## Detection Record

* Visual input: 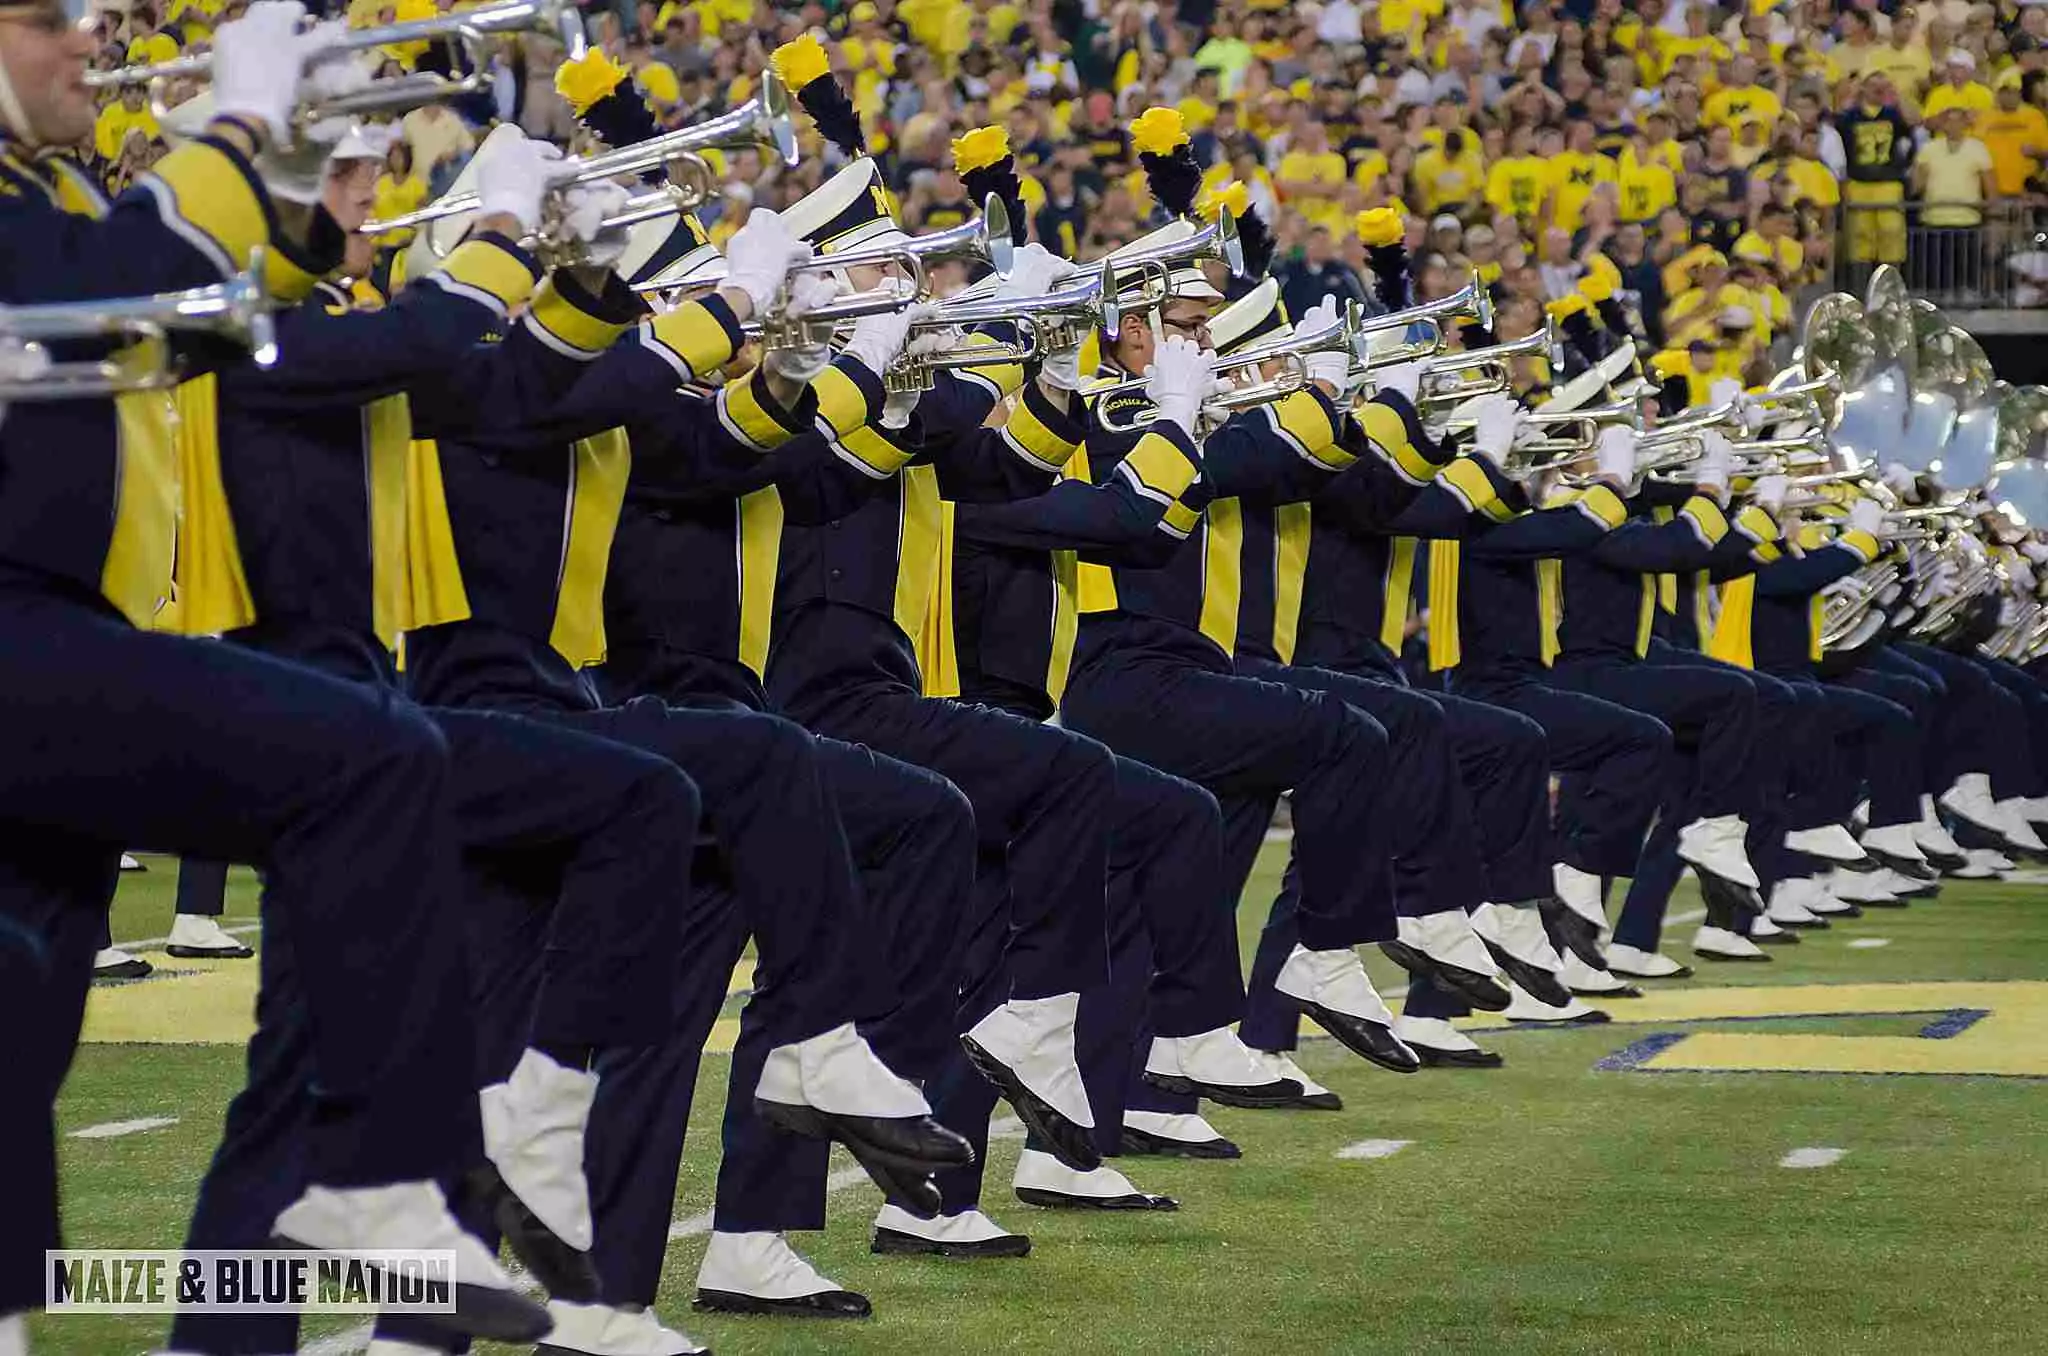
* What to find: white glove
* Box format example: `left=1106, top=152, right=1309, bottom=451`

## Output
left=880, top=333, right=951, bottom=429
left=842, top=301, right=937, bottom=378
left=994, top=242, right=1077, bottom=302
left=0, top=337, right=49, bottom=384
left=782, top=272, right=845, bottom=319
left=1882, top=461, right=1919, bottom=497
left=1039, top=340, right=1083, bottom=392
left=764, top=337, right=833, bottom=384
left=1694, top=429, right=1733, bottom=501
left=1305, top=348, right=1351, bottom=397
left=1595, top=425, right=1638, bottom=488
left=473, top=131, right=561, bottom=236
left=1708, top=377, right=1742, bottom=410
left=1374, top=359, right=1423, bottom=405
left=1847, top=497, right=1886, bottom=540
left=1750, top=473, right=1790, bottom=515
left=2009, top=554, right=2038, bottom=593
left=211, top=1, right=312, bottom=142
left=2022, top=539, right=2048, bottom=566
left=1469, top=393, right=1521, bottom=469
left=1144, top=335, right=1221, bottom=438
left=723, top=208, right=809, bottom=314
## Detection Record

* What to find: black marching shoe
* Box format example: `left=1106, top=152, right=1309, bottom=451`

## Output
left=694, top=1232, right=871, bottom=1319
left=1013, top=1147, right=1178, bottom=1211
left=871, top=1204, right=1031, bottom=1259
left=1117, top=1113, right=1243, bottom=1159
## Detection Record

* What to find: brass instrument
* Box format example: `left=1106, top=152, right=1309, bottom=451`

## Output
left=88, top=0, right=586, bottom=126
left=0, top=257, right=276, bottom=400
left=1088, top=299, right=1369, bottom=432
left=1103, top=211, right=1247, bottom=311
left=881, top=263, right=1116, bottom=395
left=1441, top=396, right=1639, bottom=475
left=365, top=74, right=798, bottom=254
left=1355, top=273, right=1493, bottom=368
left=1415, top=319, right=1558, bottom=404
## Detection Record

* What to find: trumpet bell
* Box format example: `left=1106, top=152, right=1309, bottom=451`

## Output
left=1797, top=292, right=1872, bottom=397
left=1863, top=264, right=1916, bottom=386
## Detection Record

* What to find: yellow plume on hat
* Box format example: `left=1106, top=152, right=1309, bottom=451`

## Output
left=555, top=47, right=630, bottom=116
left=1545, top=293, right=1591, bottom=322
left=1355, top=207, right=1404, bottom=247
left=1130, top=106, right=1189, bottom=156
left=772, top=33, right=831, bottom=93
left=1198, top=179, right=1249, bottom=223
left=952, top=125, right=1011, bottom=175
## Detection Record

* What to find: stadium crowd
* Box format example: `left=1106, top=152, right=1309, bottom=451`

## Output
left=81, top=1, right=2048, bottom=322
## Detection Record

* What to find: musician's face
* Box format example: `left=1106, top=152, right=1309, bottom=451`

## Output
left=0, top=2, right=98, bottom=147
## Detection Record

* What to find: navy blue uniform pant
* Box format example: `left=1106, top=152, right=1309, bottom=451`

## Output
left=1980, top=656, right=2048, bottom=796
left=1449, top=666, right=1671, bottom=879
left=173, top=702, right=700, bottom=1356
left=1059, top=620, right=1392, bottom=961
left=1893, top=642, right=2039, bottom=798
left=769, top=604, right=1116, bottom=1213
left=1823, top=666, right=1931, bottom=827
left=0, top=579, right=470, bottom=1319
left=1230, top=657, right=1488, bottom=1051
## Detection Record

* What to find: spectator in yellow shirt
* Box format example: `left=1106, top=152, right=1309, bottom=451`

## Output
left=1551, top=119, right=1618, bottom=234
left=1485, top=124, right=1553, bottom=233
left=1733, top=204, right=1804, bottom=287
left=371, top=140, right=428, bottom=248
left=1410, top=126, right=1487, bottom=216
left=1913, top=107, right=1997, bottom=229
left=92, top=84, right=160, bottom=166
left=1861, top=11, right=1934, bottom=115
left=1978, top=71, right=2048, bottom=198
left=1617, top=128, right=1679, bottom=223
left=1275, top=120, right=1350, bottom=231
left=1702, top=55, right=1784, bottom=138
left=1922, top=49, right=1995, bottom=130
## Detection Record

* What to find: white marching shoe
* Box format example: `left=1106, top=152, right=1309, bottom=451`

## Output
left=963, top=995, right=1099, bottom=1170
left=1940, top=773, right=2006, bottom=837
left=1382, top=910, right=1511, bottom=1010
left=1551, top=863, right=1609, bottom=932
left=761, top=1020, right=973, bottom=1206
left=1766, top=879, right=1829, bottom=929
left=1393, top=1013, right=1503, bottom=1067
left=1952, top=848, right=2016, bottom=879
left=1501, top=979, right=1609, bottom=1024
left=537, top=1300, right=707, bottom=1355
left=1604, top=941, right=1693, bottom=978
left=1144, top=1026, right=1306, bottom=1107
left=871, top=1203, right=1029, bottom=1259
left=1676, top=814, right=1760, bottom=887
left=481, top=1048, right=599, bottom=1251
left=119, top=853, right=145, bottom=871
left=165, top=914, right=254, bottom=959
left=1559, top=950, right=1639, bottom=996
left=1800, top=878, right=1861, bottom=916
left=271, top=1182, right=548, bottom=1343
left=1861, top=822, right=1928, bottom=866
left=1121, top=1107, right=1244, bottom=1157
left=1469, top=901, right=1573, bottom=1005
left=1749, top=914, right=1796, bottom=944
left=693, top=1230, right=869, bottom=1318
left=1255, top=1049, right=1343, bottom=1109
left=1913, top=796, right=1967, bottom=861
left=0, top=1313, right=23, bottom=1356
left=1692, top=925, right=1769, bottom=961
left=1783, top=824, right=1868, bottom=863
left=1014, top=1146, right=1176, bottom=1211
left=1273, top=945, right=1420, bottom=1072
left=1996, top=800, right=2047, bottom=852
left=92, top=946, right=152, bottom=980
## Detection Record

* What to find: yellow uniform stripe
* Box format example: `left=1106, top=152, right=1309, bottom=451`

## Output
left=1382, top=536, right=1417, bottom=653
left=1537, top=558, right=1564, bottom=666
left=1652, top=505, right=1678, bottom=612
left=1162, top=497, right=1202, bottom=538
left=1197, top=500, right=1244, bottom=657
left=105, top=351, right=180, bottom=628
left=891, top=465, right=944, bottom=648
left=813, top=365, right=872, bottom=439
left=1734, top=504, right=1780, bottom=543
left=1679, top=495, right=1730, bottom=545
left=526, top=277, right=633, bottom=359
left=1046, top=548, right=1080, bottom=702
left=146, top=140, right=268, bottom=277
left=1271, top=502, right=1312, bottom=663
left=919, top=500, right=961, bottom=698
left=1124, top=433, right=1201, bottom=500
left=736, top=486, right=784, bottom=677
left=1427, top=540, right=1461, bottom=670
left=1636, top=576, right=1657, bottom=657
left=839, top=425, right=917, bottom=477
left=366, top=394, right=414, bottom=649
left=950, top=332, right=1024, bottom=399
left=157, top=372, right=256, bottom=636
left=1706, top=577, right=1756, bottom=668
left=1438, top=457, right=1501, bottom=516
left=1840, top=529, right=1881, bottom=562
left=718, top=370, right=798, bottom=451
left=434, top=238, right=539, bottom=315
left=1067, top=449, right=1122, bottom=614
left=1003, top=388, right=1081, bottom=472
left=1809, top=593, right=1825, bottom=662
left=642, top=301, right=737, bottom=377
left=1270, top=391, right=1352, bottom=470
left=548, top=432, right=632, bottom=668
left=1573, top=484, right=1627, bottom=528
left=406, top=439, right=471, bottom=630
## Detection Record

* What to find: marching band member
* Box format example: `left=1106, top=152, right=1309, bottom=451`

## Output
left=932, top=147, right=1300, bottom=1190
left=0, top=1, right=563, bottom=1344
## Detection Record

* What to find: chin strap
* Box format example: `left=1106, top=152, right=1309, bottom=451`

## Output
left=0, top=54, right=41, bottom=151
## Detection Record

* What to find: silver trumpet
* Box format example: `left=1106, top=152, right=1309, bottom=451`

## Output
left=88, top=0, right=586, bottom=125
left=1104, top=210, right=1247, bottom=310
left=0, top=257, right=277, bottom=400
left=1089, top=300, right=1367, bottom=432
left=1416, top=319, right=1559, bottom=404
left=1356, top=273, right=1493, bottom=369
left=881, top=263, right=1113, bottom=395
left=364, top=73, right=797, bottom=247
left=1474, top=396, right=1642, bottom=475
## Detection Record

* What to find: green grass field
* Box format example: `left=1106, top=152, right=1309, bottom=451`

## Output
left=33, top=851, right=2048, bottom=1356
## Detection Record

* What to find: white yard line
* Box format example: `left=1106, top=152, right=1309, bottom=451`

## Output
left=1335, top=1139, right=1413, bottom=1160
left=1778, top=1146, right=1848, bottom=1169
left=1846, top=937, right=1892, bottom=949
left=68, top=1116, right=178, bottom=1140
